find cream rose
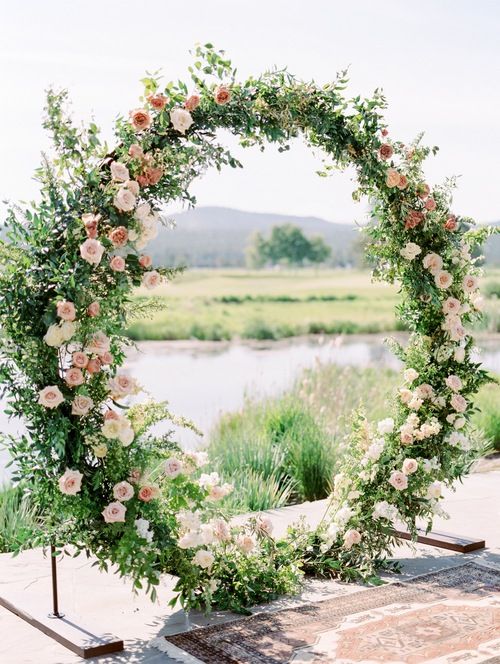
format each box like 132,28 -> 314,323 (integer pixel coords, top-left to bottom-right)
237,533 -> 256,553
92,443 -> 108,458
400,242 -> 421,261
102,501 -> 126,523
170,108 -> 193,134
44,324 -> 64,347
193,549 -> 215,569
58,468 -> 83,495
38,385 -> 64,409
450,393 -> 467,412
80,238 -> 105,265
343,529 -> 362,550
402,458 -> 418,475
113,187 -> 136,213
403,368 -> 419,383
142,270 -> 161,290
423,252 -> 443,274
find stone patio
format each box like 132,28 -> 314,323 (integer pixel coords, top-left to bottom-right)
1,470 -> 499,664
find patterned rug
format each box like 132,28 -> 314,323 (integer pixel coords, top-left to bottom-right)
152,562 -> 500,663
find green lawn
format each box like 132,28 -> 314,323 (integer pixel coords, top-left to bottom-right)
127,268 -> 500,341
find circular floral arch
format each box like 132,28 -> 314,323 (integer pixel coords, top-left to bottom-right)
0,44 -> 492,611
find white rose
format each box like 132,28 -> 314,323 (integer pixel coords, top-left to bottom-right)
426,481 -> 442,499
400,242 -> 421,260
177,510 -> 201,531
377,418 -> 394,435
170,108 -> 193,134
113,187 -> 136,212
403,368 -> 419,383
178,530 -> 203,549
193,549 -> 214,569
454,346 -> 466,363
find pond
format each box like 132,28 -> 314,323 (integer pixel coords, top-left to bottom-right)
1,334 -> 499,482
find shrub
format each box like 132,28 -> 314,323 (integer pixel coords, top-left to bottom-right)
472,382 -> 500,450
0,485 -> 40,553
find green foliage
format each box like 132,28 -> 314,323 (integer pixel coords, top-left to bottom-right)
0,485 -> 41,553
472,381 -> 500,450
246,224 -> 331,267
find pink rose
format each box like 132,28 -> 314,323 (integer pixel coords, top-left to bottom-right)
402,458 -> 418,475
112,480 -> 134,502
113,188 -> 136,213
102,501 -> 127,523
400,428 -> 414,445
136,174 -> 149,188
404,210 -> 424,229
214,86 -> 231,105
86,358 -> 102,374
58,468 -> 83,495
128,144 -> 144,159
128,468 -> 142,485
417,183 -> 430,199
385,168 -> 400,188
82,213 -> 101,239
343,529 -> 362,550
450,393 -> 467,413
164,457 -> 183,478
462,274 -> 479,293
378,143 -> 393,160
57,300 -> 76,321
141,270 -> 161,290
110,161 -> 130,182
129,108 -> 152,132
435,270 -> 453,290
108,226 -> 129,247
139,254 -> 152,269
389,470 -> 408,491
446,375 -> 463,392
442,297 -> 461,315
444,215 -> 457,231
71,395 -> 93,416
38,385 -> 64,409
423,252 -> 443,275
72,351 -> 89,368
86,331 -> 110,355
424,198 -> 436,211
66,367 -> 84,387
87,301 -> 100,317
80,238 -> 105,265
104,409 -> 120,421
138,485 -> 159,502
237,534 -> 256,553
124,179 -> 140,196
381,128 -> 389,137
184,94 -> 200,111
147,93 -> 168,110
145,167 -> 163,185
100,351 -> 113,365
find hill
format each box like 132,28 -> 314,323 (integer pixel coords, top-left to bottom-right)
150,207 -> 500,268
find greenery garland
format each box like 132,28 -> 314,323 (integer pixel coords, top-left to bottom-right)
0,44 -> 495,611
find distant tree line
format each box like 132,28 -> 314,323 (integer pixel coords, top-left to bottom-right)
246,224 -> 331,268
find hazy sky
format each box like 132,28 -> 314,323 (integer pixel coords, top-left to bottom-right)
1,0 -> 499,224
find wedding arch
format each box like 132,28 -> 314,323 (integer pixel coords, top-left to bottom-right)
0,44 -> 491,612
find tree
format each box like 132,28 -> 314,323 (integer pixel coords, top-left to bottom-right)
245,224 -> 331,267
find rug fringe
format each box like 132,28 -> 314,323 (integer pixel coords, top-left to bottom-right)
149,636 -> 205,663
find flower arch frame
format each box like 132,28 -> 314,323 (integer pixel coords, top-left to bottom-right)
0,44 -> 493,611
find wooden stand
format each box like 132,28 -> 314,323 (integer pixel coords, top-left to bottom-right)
0,546 -> 124,659
393,528 -> 485,553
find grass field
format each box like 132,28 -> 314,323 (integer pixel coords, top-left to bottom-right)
127,268 -> 500,341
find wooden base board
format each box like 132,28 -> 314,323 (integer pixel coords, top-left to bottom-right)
393,528 -> 485,553
0,592 -> 124,659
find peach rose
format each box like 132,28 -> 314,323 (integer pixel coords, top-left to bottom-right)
378,143 -> 393,160
58,468 -> 83,495
451,393 -> 467,413
128,144 -> 144,159
72,351 -> 89,368
104,409 -> 120,421
108,226 -> 129,247
184,94 -> 200,111
462,274 -> 478,293
170,108 -> 193,134
138,485 -> 160,502
128,468 -> 143,485
110,161 -> 129,182
397,174 -> 408,190
423,252 -> 443,274
445,375 -> 463,392
136,174 -> 149,188
435,270 -> 453,290
343,529 -> 362,550
147,93 -> 168,110
102,501 -> 126,523
101,351 -> 113,365
87,301 -> 100,317
113,187 -> 136,212
404,210 -> 424,229
82,213 -> 100,239
110,256 -> 126,272
400,427 -> 414,446
444,215 -> 457,231
129,108 -> 152,131
388,470 -> 408,491
66,367 -> 84,387
112,480 -> 134,502
139,254 -> 152,269
424,198 -> 436,211
142,270 -> 161,290
237,533 -> 256,553
164,457 -> 183,478
56,300 -> 76,321
145,167 -> 163,185
71,395 -> 93,416
442,297 -> 461,315
381,128 -> 389,137
38,385 -> 64,409
417,183 -> 430,199
402,458 -> 418,475
80,238 -> 105,265
214,86 -> 231,105
109,373 -> 136,397
86,358 -> 102,374
125,180 -> 140,196
385,168 -> 400,188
